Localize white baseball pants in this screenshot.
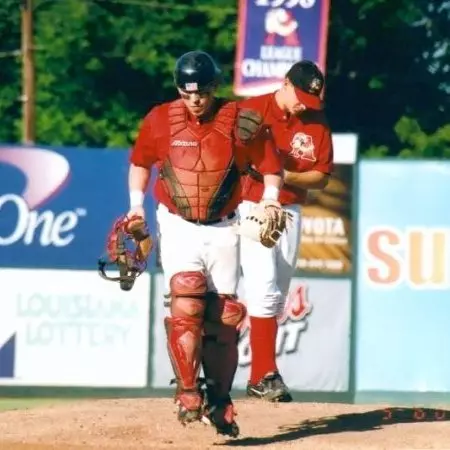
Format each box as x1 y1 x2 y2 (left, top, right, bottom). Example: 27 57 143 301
156 204 240 295
238 200 302 317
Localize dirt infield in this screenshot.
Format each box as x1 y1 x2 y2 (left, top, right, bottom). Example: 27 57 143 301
1 398 450 449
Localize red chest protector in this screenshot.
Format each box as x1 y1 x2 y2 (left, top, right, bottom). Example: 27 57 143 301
160 100 240 221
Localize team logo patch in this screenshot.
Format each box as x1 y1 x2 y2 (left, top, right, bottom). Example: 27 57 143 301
289 132 316 161
309 78 322 94
184 82 198 92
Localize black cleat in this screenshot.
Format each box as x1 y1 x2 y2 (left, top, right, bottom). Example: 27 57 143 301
207 403 240 438
246 371 293 402
203 394 240 438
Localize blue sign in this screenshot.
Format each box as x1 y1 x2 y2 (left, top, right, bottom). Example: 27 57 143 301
0 145 157 269
356 160 450 391
234 0 330 96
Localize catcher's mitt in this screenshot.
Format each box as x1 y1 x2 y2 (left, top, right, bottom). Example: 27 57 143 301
237 201 292 248
98 214 153 291
235 108 264 144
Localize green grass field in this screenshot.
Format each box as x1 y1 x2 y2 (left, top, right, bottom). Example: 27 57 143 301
0 398 66 412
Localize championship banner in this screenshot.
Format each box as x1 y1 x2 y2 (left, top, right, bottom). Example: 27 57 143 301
234 0 330 97
296 133 358 275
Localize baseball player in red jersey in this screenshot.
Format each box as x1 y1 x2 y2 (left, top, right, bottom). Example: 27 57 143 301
127 51 283 437
238 60 334 402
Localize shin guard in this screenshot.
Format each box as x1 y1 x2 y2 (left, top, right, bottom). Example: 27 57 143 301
202 294 246 401
165 271 207 406
164 316 203 392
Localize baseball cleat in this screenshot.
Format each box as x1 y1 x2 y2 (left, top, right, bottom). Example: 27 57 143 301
204 397 240 438
175 391 205 425
170 379 207 426
246 371 293 402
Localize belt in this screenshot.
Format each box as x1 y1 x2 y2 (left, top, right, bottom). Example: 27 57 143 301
185 212 236 225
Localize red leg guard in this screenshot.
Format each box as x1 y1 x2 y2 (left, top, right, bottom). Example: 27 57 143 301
202 294 246 401
164 316 203 391
165 272 207 394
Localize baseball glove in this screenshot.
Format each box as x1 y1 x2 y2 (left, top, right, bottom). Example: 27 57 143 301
98 214 153 291
235 108 264 144
237 201 292 248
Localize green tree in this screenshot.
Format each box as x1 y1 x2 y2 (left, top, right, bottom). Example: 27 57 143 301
326 0 450 157
0 0 238 147
366 117 450 158
32 0 240 147
0 0 22 144
0 0 448 157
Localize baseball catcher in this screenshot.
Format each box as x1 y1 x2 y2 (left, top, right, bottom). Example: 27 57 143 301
98 214 153 291
126 50 284 437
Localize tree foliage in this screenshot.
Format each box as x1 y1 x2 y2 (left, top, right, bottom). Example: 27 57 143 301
326 0 450 157
0 0 448 157
0 0 22 144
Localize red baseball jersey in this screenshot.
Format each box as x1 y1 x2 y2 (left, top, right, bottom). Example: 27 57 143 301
130 99 282 220
239 93 334 205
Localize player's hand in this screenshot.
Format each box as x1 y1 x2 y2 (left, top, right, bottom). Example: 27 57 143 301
260 199 282 220
237 200 292 248
127 205 146 220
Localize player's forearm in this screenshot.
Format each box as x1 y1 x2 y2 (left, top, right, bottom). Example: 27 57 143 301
284 169 329 190
128 163 151 207
262 172 283 201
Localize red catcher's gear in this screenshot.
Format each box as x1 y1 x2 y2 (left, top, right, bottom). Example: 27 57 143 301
159 100 240 222
165 271 207 393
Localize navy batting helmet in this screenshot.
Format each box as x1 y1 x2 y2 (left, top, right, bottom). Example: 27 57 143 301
173 50 222 93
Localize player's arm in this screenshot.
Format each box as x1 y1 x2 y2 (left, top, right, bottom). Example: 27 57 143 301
235 105 283 200
246 132 283 201
128 109 159 216
128 165 151 206
284 170 329 189
284 127 333 190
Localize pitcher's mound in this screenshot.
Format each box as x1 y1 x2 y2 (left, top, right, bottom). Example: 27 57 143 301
1 398 450 449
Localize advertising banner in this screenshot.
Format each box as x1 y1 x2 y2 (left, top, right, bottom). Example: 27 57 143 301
151 274 351 392
234 0 330 97
0 269 151 387
296 133 358 275
0 146 157 269
356 161 450 391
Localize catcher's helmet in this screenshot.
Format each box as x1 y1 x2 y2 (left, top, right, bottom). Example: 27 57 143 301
174 50 221 93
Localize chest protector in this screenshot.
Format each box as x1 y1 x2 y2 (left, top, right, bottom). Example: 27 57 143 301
160 100 240 221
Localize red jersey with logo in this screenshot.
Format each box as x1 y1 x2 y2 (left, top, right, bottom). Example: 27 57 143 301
130 98 281 221
239 93 333 205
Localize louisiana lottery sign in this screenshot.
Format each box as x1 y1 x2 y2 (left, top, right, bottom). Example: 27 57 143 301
0 269 150 387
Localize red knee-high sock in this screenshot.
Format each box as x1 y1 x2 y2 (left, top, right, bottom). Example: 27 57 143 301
249 316 278 384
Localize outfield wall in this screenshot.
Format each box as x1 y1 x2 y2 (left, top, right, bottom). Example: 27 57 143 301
0 143 448 404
